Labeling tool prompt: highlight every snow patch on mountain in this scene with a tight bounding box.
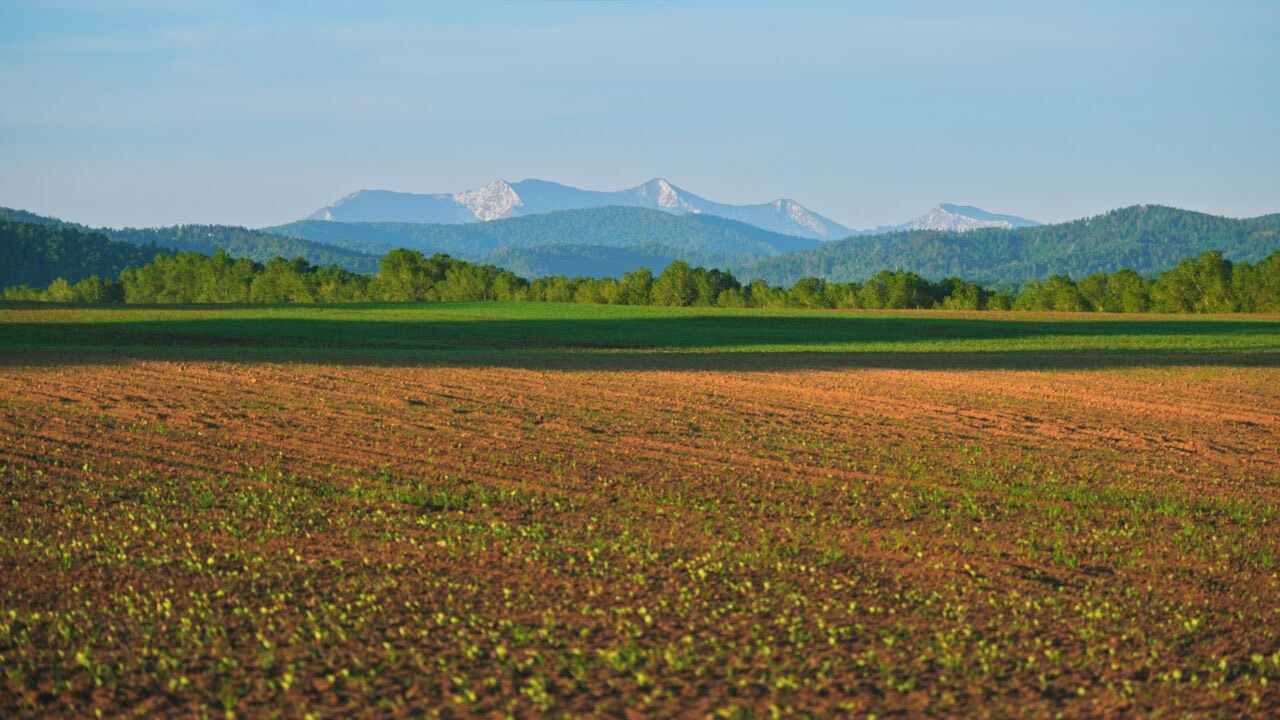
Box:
[900,204,1040,232]
[782,200,827,236]
[453,180,522,221]
[632,178,700,213]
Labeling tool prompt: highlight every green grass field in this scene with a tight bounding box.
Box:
[3,302,1279,370]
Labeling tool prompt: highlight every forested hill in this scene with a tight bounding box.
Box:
[734,205,1280,287]
[0,208,69,227]
[0,208,381,275]
[267,205,822,260]
[102,225,380,274]
[0,217,163,288]
[8,203,1280,289]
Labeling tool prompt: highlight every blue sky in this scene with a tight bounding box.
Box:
[1,0,1277,229]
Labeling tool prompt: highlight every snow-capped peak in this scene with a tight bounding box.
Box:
[903,204,1039,232]
[635,178,699,213]
[453,180,522,221]
[773,199,827,236]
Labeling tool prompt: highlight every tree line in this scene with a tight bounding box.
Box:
[4,246,1278,313]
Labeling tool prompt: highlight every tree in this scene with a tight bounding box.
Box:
[617,268,653,305]
[491,271,527,301]
[822,282,860,309]
[694,268,739,306]
[1107,270,1150,313]
[573,279,608,304]
[1014,275,1087,312]
[787,278,829,308]
[746,279,786,308]
[200,249,255,303]
[541,276,574,303]
[716,287,747,307]
[986,291,1014,311]
[71,275,123,303]
[890,271,934,309]
[250,257,315,303]
[312,266,369,302]
[1151,251,1235,312]
[441,264,495,301]
[1046,275,1088,312]
[860,271,934,309]
[373,249,432,301]
[1232,251,1280,312]
[939,279,983,310]
[44,278,77,303]
[651,261,698,307]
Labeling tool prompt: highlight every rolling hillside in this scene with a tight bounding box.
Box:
[102,225,381,274]
[0,208,381,274]
[269,205,820,264]
[0,217,164,288]
[735,205,1280,287]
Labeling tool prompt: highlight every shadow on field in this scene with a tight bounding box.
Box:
[7,349,1275,372]
[1,313,1278,371]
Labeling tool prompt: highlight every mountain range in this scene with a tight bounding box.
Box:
[311,177,1048,236]
[307,178,862,240]
[4,197,1278,292]
[735,205,1280,288]
[280,205,819,255]
[891,203,1040,232]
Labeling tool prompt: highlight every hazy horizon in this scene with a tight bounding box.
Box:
[2,0,1277,229]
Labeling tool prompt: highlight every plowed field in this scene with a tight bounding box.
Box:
[2,303,1278,717]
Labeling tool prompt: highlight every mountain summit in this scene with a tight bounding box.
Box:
[305,178,855,240]
[454,180,522,222]
[901,204,1040,232]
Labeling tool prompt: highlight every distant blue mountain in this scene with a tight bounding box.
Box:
[865,203,1040,233]
[271,205,820,265]
[733,205,1280,287]
[305,177,856,240]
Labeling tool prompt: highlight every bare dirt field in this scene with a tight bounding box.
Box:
[1,304,1278,717]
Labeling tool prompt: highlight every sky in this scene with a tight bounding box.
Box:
[1,0,1277,229]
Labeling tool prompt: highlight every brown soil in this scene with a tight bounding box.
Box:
[1,357,1278,717]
